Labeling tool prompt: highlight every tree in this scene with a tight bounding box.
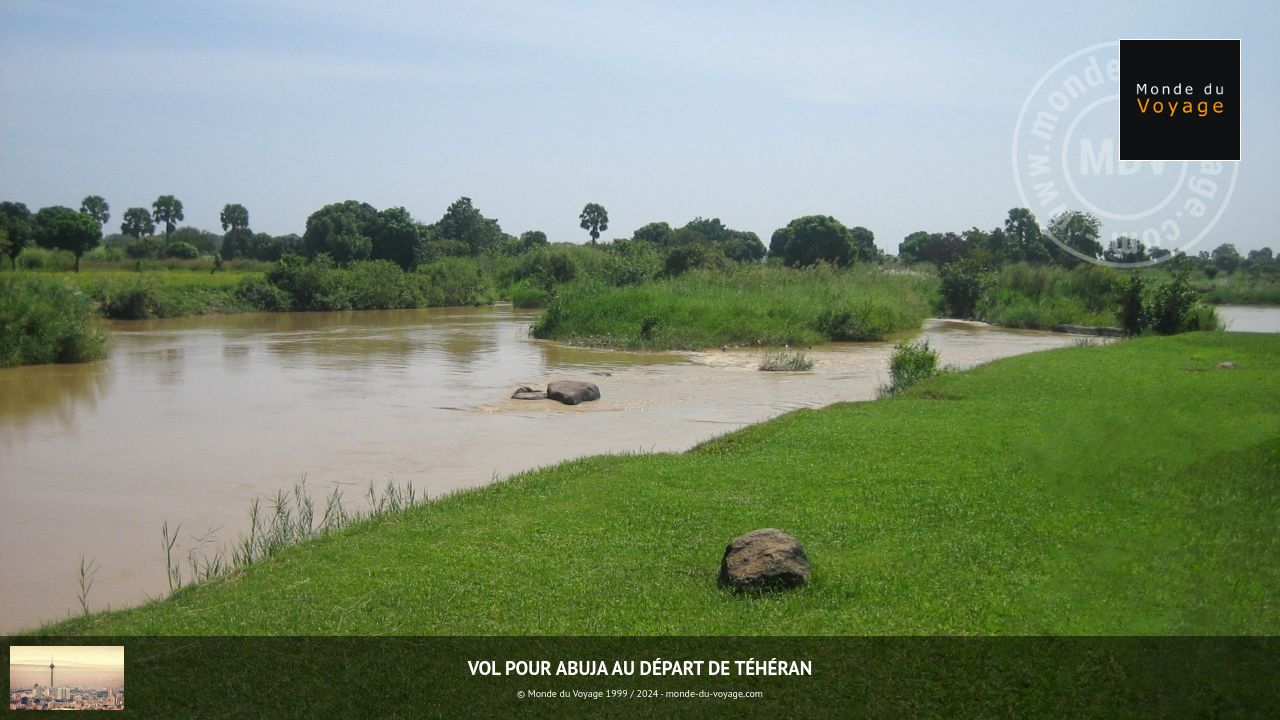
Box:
[898,230,970,267]
[304,200,377,264]
[34,205,101,272]
[632,221,675,248]
[1246,247,1273,264]
[579,203,609,245]
[370,206,424,270]
[849,226,878,263]
[220,204,252,260]
[770,215,859,267]
[0,201,33,269]
[152,195,184,240]
[432,197,504,256]
[1211,243,1242,275]
[518,230,548,253]
[80,195,110,227]
[121,208,155,240]
[681,217,765,262]
[1046,211,1103,265]
[1002,208,1050,264]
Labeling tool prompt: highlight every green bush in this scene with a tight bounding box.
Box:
[887,340,940,395]
[1119,273,1145,336]
[0,275,107,366]
[939,260,991,319]
[509,278,551,308]
[813,300,897,341]
[235,277,293,312]
[1148,264,1213,335]
[165,240,200,259]
[265,254,351,311]
[94,275,163,319]
[345,260,427,310]
[419,257,495,306]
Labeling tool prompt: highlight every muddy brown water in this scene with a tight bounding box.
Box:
[1215,305,1280,333]
[0,306,1121,631]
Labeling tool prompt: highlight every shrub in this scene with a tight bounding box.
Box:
[165,240,200,259]
[509,278,551,308]
[266,254,351,311]
[1119,272,1145,336]
[345,260,426,310]
[235,277,292,312]
[0,275,107,366]
[939,260,991,318]
[1147,264,1203,335]
[84,275,170,319]
[419,257,495,306]
[886,340,940,395]
[814,301,897,341]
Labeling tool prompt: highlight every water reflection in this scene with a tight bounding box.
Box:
[0,361,111,441]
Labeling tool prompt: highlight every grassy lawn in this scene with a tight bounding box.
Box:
[35,332,1279,636]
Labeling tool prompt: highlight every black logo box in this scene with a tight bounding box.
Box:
[1119,39,1240,161]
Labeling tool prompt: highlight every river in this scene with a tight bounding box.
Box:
[1,305,1271,632]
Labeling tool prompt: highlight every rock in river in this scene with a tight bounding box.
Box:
[718,528,811,592]
[511,386,547,400]
[546,380,601,405]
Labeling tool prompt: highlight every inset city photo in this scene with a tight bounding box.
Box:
[8,645,123,711]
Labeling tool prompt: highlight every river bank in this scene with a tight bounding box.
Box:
[25,330,1279,636]
[0,308,1087,633]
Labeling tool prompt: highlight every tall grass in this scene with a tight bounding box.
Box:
[533,263,936,349]
[162,478,426,593]
[759,349,814,371]
[881,339,941,396]
[0,275,107,366]
[1199,274,1280,305]
[978,263,1123,329]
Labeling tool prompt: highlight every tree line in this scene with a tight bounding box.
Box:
[3,193,1273,278]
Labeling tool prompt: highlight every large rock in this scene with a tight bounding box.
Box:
[511,386,546,400]
[718,528,810,592]
[546,380,601,405]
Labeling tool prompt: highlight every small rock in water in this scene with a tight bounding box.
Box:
[590,371,612,377]
[1218,361,1237,370]
[546,380,601,405]
[718,528,811,592]
[511,386,547,400]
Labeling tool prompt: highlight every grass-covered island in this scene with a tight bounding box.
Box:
[34,331,1278,636]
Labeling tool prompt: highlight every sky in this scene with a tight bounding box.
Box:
[1,0,1277,253]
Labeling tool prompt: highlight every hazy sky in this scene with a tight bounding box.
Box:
[9,645,123,667]
[2,0,1276,252]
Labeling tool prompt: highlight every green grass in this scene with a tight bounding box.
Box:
[62,270,261,318]
[533,264,937,349]
[34,332,1279,636]
[0,275,107,366]
[1199,273,1280,305]
[978,263,1123,329]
